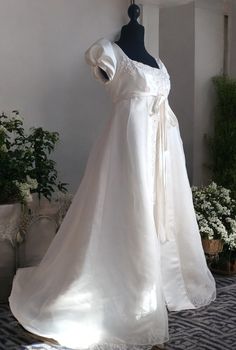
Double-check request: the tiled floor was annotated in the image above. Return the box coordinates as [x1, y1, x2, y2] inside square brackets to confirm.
[0, 274, 235, 350]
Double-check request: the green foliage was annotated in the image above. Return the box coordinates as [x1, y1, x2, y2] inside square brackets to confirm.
[0, 110, 68, 204]
[27, 127, 67, 200]
[207, 75, 236, 198]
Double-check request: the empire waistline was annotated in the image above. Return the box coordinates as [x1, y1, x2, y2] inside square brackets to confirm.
[112, 91, 167, 105]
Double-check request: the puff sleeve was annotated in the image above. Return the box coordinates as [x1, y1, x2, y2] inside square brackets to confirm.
[84, 38, 117, 84]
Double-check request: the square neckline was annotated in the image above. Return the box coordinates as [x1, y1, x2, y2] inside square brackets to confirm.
[112, 41, 162, 72]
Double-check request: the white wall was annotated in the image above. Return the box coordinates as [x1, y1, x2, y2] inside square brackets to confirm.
[159, 0, 227, 185]
[159, 2, 195, 181]
[229, 0, 236, 78]
[140, 3, 159, 57]
[193, 1, 224, 185]
[0, 0, 128, 193]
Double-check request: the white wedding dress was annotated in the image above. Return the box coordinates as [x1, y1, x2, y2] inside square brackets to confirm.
[9, 38, 216, 350]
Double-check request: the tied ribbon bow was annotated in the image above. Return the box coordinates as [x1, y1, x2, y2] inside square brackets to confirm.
[148, 94, 177, 243]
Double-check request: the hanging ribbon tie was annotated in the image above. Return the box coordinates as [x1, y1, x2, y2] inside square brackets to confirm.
[148, 94, 172, 243]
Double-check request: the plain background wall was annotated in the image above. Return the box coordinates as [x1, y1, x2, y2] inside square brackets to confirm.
[229, 0, 236, 78]
[159, 0, 228, 185]
[141, 3, 160, 57]
[193, 1, 224, 185]
[0, 0, 128, 193]
[159, 2, 195, 182]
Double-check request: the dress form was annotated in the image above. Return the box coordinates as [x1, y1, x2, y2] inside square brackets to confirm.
[115, 3, 159, 69]
[100, 2, 159, 81]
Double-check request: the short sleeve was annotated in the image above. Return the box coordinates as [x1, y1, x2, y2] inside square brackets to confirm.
[84, 38, 117, 84]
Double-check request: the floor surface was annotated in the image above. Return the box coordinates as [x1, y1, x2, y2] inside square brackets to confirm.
[0, 274, 235, 350]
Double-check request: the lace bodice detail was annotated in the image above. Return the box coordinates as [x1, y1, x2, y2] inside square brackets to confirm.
[113, 44, 171, 100]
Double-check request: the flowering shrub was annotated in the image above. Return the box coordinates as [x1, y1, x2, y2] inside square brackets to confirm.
[0, 110, 67, 204]
[192, 182, 236, 251]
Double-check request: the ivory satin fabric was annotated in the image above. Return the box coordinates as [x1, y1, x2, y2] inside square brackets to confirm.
[9, 38, 216, 350]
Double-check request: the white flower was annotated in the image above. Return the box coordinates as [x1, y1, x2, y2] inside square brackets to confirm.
[0, 125, 7, 133]
[16, 231, 24, 244]
[11, 113, 23, 122]
[13, 180, 32, 202]
[209, 182, 217, 190]
[201, 201, 212, 211]
[13, 177, 38, 203]
[26, 176, 38, 190]
[0, 144, 7, 152]
[196, 213, 204, 221]
[192, 181, 236, 246]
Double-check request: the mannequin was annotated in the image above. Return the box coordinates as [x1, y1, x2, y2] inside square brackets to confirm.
[115, 2, 159, 68]
[100, 1, 160, 80]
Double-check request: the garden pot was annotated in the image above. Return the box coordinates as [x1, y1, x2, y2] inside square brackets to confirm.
[201, 239, 224, 255]
[0, 203, 21, 303]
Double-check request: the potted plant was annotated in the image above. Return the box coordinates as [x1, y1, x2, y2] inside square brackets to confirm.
[192, 182, 236, 254]
[0, 110, 68, 203]
[0, 110, 68, 302]
[192, 182, 236, 274]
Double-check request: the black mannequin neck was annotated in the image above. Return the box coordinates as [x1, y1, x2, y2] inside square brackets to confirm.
[115, 17, 159, 69]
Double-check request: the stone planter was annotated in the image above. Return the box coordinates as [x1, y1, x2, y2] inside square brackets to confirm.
[17, 216, 58, 268]
[0, 203, 21, 303]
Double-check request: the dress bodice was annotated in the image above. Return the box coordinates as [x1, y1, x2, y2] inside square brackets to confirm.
[84, 38, 171, 105]
[109, 42, 171, 104]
